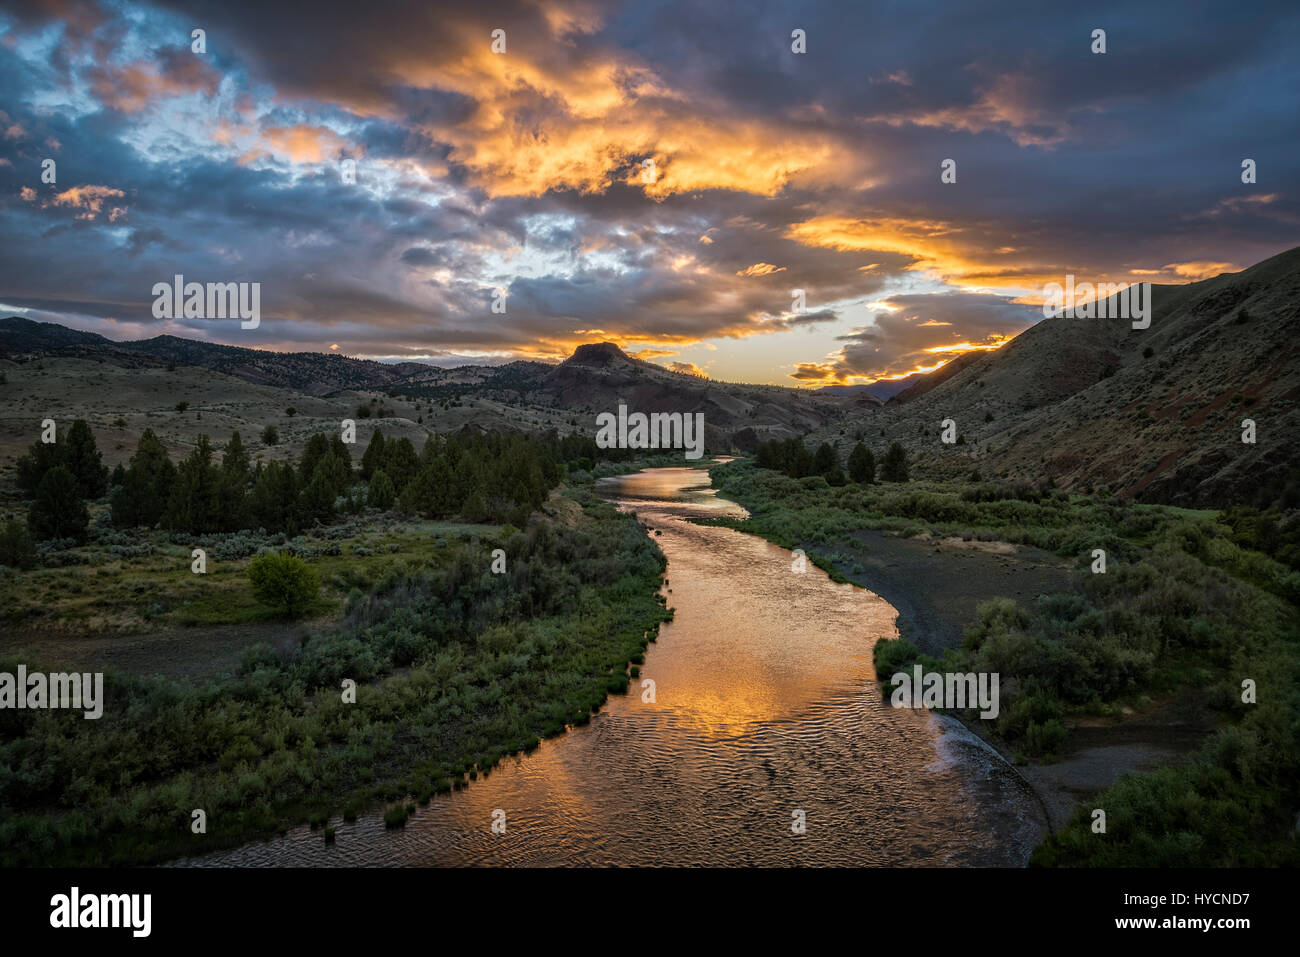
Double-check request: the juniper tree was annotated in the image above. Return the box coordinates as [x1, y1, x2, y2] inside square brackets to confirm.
[847, 442, 875, 484]
[64, 419, 108, 499]
[111, 428, 176, 528]
[28, 466, 89, 541]
[880, 442, 910, 483]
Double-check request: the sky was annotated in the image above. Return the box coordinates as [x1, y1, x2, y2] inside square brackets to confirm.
[0, 0, 1296, 386]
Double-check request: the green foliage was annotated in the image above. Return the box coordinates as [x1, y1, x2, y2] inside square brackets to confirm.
[0, 519, 37, 570]
[380, 437, 420, 492]
[847, 442, 875, 484]
[246, 552, 321, 618]
[261, 425, 279, 446]
[64, 419, 108, 499]
[163, 435, 222, 534]
[218, 432, 251, 530]
[111, 428, 176, 528]
[397, 433, 560, 522]
[879, 442, 910, 482]
[27, 466, 88, 542]
[1023, 718, 1068, 758]
[814, 442, 836, 474]
[0, 494, 669, 866]
[367, 469, 396, 509]
[873, 636, 920, 680]
[360, 430, 386, 480]
[715, 457, 1300, 867]
[248, 461, 298, 533]
[14, 435, 64, 497]
[298, 464, 337, 526]
[754, 437, 816, 477]
[299, 433, 352, 496]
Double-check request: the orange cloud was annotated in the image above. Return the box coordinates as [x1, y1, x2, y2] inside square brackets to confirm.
[255, 124, 348, 164]
[737, 263, 786, 277]
[923, 339, 1005, 354]
[51, 184, 125, 219]
[785, 213, 1072, 294]
[1163, 261, 1240, 281]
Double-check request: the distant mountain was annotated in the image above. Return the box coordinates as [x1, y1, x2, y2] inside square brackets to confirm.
[816, 245, 1300, 508]
[0, 318, 419, 395]
[0, 322, 849, 450]
[818, 378, 917, 401]
[533, 341, 846, 446]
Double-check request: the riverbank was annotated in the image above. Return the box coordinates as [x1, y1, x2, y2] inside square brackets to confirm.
[790, 526, 1218, 832]
[0, 488, 671, 866]
[704, 457, 1300, 865]
[180, 463, 1041, 866]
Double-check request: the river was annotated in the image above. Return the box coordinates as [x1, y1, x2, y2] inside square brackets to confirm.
[176, 465, 1044, 866]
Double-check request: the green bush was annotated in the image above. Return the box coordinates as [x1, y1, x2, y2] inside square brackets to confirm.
[873, 636, 921, 682]
[383, 805, 408, 828]
[247, 552, 321, 618]
[1023, 718, 1068, 758]
[0, 519, 38, 570]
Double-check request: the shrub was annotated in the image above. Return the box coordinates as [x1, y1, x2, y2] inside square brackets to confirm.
[0, 519, 37, 570]
[261, 425, 279, 446]
[873, 636, 921, 683]
[1024, 718, 1069, 757]
[247, 552, 320, 618]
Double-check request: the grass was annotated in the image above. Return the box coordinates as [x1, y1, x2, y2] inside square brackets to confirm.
[0, 509, 504, 634]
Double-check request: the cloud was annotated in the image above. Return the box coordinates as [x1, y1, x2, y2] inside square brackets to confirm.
[0, 0, 1295, 381]
[737, 262, 786, 277]
[51, 184, 126, 219]
[793, 291, 1038, 384]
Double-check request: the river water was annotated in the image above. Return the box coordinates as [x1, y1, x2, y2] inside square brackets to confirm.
[177, 465, 1043, 866]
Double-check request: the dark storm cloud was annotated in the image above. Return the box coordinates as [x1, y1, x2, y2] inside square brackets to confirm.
[1, 0, 1297, 373]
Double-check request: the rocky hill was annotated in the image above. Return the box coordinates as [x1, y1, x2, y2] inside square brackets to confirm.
[0, 321, 848, 453]
[817, 246, 1300, 508]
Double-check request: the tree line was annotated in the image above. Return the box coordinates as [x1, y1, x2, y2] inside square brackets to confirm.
[753, 436, 909, 484]
[5, 420, 607, 549]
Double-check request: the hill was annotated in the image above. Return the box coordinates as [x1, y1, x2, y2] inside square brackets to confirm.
[817, 246, 1300, 508]
[0, 322, 849, 458]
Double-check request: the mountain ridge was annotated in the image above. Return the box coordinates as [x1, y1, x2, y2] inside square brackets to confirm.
[815, 245, 1300, 508]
